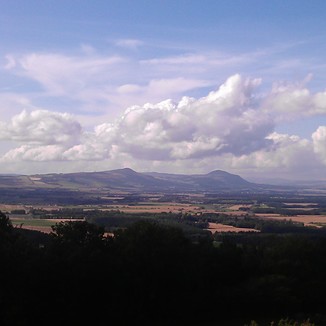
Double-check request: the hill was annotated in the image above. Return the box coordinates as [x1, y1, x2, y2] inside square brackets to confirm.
[0, 168, 262, 193]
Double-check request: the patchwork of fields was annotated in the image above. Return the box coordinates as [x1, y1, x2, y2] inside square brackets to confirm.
[4, 194, 326, 234]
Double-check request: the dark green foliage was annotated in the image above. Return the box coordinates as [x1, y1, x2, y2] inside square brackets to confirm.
[86, 210, 211, 239]
[245, 318, 315, 326]
[10, 209, 26, 214]
[50, 220, 106, 247]
[0, 210, 12, 234]
[2, 211, 326, 325]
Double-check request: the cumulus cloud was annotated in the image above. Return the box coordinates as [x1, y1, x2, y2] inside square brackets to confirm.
[230, 132, 315, 169]
[2, 145, 65, 162]
[205, 130, 326, 181]
[1, 73, 326, 182]
[0, 110, 82, 145]
[105, 74, 274, 160]
[0, 75, 274, 162]
[4, 45, 326, 127]
[263, 79, 326, 121]
[312, 126, 326, 163]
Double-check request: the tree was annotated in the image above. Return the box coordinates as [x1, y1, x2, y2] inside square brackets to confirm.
[50, 220, 106, 248]
[0, 210, 13, 234]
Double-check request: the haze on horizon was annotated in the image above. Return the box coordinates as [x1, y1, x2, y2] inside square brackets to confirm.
[1, 0, 326, 182]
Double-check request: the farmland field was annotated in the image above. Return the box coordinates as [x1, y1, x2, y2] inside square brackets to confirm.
[10, 218, 82, 233]
[206, 222, 259, 233]
[2, 190, 326, 235]
[255, 213, 326, 227]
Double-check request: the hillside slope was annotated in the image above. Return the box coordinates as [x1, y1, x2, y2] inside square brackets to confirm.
[0, 168, 261, 192]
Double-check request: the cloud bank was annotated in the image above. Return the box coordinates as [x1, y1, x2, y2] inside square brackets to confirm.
[0, 74, 326, 180]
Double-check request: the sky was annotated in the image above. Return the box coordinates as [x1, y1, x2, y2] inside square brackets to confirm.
[1, 0, 326, 182]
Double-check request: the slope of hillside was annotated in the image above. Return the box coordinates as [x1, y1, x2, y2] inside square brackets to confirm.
[0, 168, 303, 204]
[0, 168, 262, 192]
[144, 169, 256, 191]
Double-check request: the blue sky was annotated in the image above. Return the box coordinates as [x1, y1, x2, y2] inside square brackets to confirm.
[1, 0, 326, 181]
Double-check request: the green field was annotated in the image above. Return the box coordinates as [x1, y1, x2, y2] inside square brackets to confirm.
[10, 218, 57, 228]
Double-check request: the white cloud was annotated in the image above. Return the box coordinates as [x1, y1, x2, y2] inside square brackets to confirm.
[3, 50, 213, 120]
[230, 132, 314, 169]
[106, 77, 212, 119]
[263, 79, 326, 121]
[116, 77, 210, 100]
[1, 74, 326, 182]
[88, 74, 274, 160]
[313, 93, 326, 115]
[10, 52, 125, 97]
[0, 110, 82, 145]
[5, 46, 324, 127]
[2, 145, 65, 162]
[0, 75, 273, 162]
[219, 131, 326, 181]
[312, 126, 326, 163]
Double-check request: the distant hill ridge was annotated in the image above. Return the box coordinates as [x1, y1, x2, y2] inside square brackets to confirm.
[0, 168, 260, 192]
